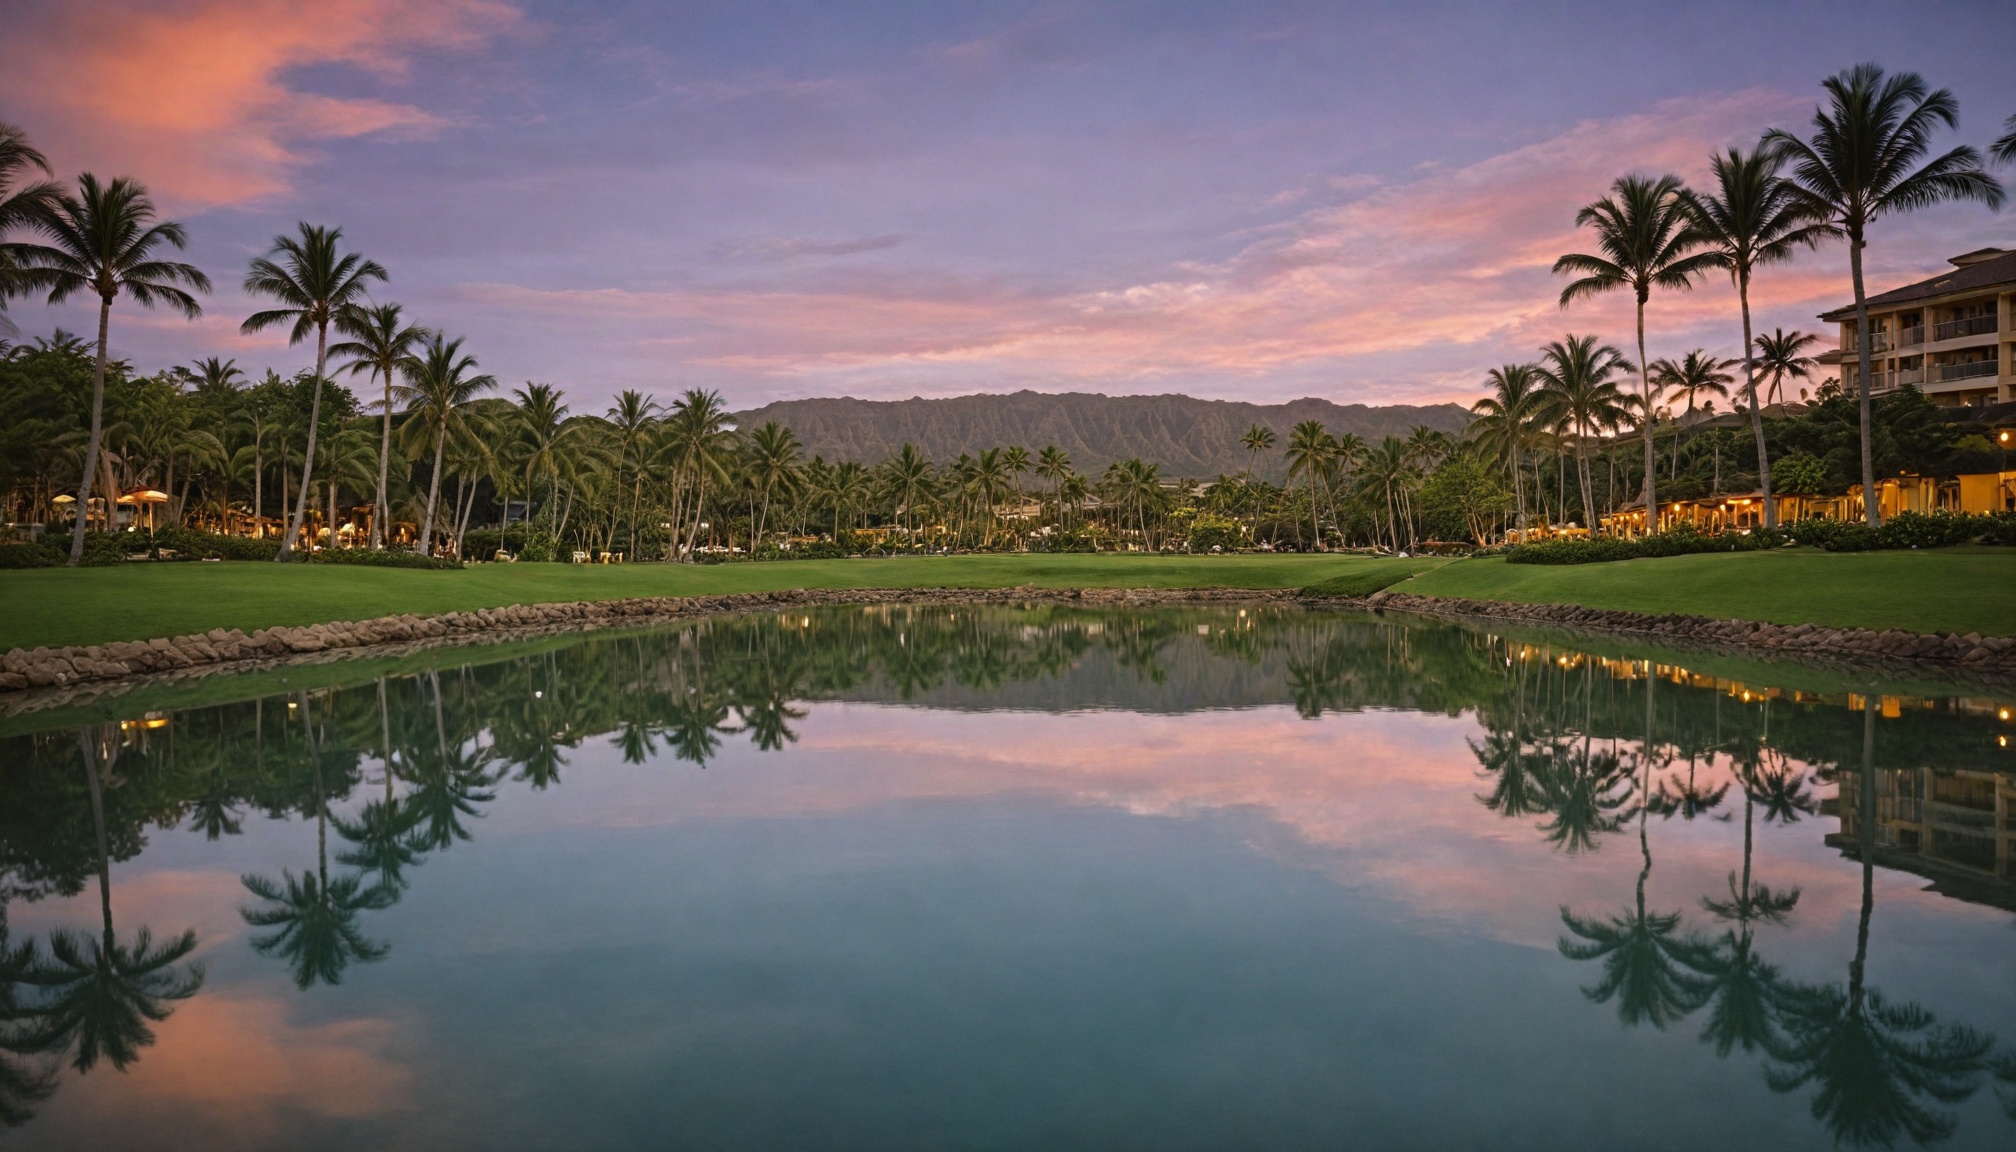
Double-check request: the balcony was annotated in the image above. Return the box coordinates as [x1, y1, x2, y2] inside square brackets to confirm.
[1897, 325, 1924, 348]
[1869, 330, 1893, 352]
[1934, 360, 2000, 383]
[1933, 314, 1998, 341]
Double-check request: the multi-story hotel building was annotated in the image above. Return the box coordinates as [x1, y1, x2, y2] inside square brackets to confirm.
[1820, 247, 2015, 406]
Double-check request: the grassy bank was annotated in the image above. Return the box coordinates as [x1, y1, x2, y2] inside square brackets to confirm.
[3, 547, 2004, 652]
[1396, 547, 2014, 638]
[0, 554, 1434, 651]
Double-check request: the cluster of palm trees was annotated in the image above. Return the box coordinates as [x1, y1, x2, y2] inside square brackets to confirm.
[1544, 64, 2006, 530]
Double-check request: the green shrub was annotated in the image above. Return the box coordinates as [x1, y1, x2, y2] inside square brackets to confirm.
[1790, 510, 2013, 551]
[152, 527, 282, 561]
[0, 541, 61, 568]
[311, 548, 462, 570]
[516, 528, 562, 562]
[1300, 568, 1417, 598]
[1505, 526, 1788, 565]
[1186, 516, 1247, 554]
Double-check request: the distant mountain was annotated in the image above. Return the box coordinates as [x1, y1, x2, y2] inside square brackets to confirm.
[731, 390, 1470, 479]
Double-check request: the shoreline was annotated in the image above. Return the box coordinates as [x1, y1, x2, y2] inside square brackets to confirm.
[4, 585, 2011, 718]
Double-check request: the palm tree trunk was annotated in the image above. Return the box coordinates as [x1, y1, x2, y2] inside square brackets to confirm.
[253, 435, 264, 539]
[417, 423, 446, 555]
[1637, 295, 1658, 530]
[1848, 234, 1879, 526]
[1574, 440, 1595, 529]
[373, 364, 392, 549]
[1738, 274, 1773, 528]
[1850, 696, 1876, 1001]
[68, 296, 115, 566]
[278, 320, 329, 560]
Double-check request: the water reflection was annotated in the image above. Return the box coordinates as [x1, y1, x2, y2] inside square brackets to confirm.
[0, 604, 2010, 1147]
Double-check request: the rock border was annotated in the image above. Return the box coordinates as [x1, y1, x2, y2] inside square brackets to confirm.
[1354, 590, 2016, 675]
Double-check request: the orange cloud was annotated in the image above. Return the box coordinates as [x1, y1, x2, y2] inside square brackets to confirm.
[0, 0, 516, 207]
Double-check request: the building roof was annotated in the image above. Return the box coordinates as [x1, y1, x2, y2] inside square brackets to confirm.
[1818, 248, 2016, 321]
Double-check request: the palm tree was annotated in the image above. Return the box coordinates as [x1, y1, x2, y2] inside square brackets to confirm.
[605, 390, 658, 558]
[330, 302, 430, 549]
[1766, 64, 2005, 525]
[1284, 420, 1332, 549]
[12, 175, 210, 566]
[1469, 364, 1543, 533]
[0, 916, 55, 1127]
[22, 726, 202, 1072]
[657, 388, 733, 559]
[1535, 335, 1629, 528]
[1992, 114, 2016, 166]
[879, 443, 935, 544]
[1555, 174, 1719, 525]
[1648, 350, 1734, 480]
[1687, 145, 1831, 528]
[744, 420, 803, 547]
[241, 223, 387, 558]
[395, 335, 495, 555]
[0, 122, 62, 334]
[1753, 328, 1820, 407]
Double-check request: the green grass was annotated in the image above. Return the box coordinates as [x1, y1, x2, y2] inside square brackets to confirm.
[1398, 547, 2015, 637]
[5, 547, 2006, 652]
[0, 554, 1435, 651]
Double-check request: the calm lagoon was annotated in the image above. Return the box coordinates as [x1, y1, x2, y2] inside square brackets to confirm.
[2, 605, 2013, 1150]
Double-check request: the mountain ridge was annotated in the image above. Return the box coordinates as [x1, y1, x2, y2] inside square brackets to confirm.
[731, 390, 1470, 479]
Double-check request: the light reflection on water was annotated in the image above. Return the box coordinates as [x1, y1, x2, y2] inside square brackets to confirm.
[1, 605, 2013, 1151]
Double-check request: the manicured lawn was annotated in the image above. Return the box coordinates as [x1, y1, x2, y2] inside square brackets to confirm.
[0, 554, 1438, 651]
[1398, 547, 2015, 638]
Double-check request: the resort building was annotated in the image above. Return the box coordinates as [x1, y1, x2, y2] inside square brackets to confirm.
[1820, 247, 2015, 407]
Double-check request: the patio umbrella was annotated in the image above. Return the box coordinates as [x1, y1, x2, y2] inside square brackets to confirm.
[124, 489, 170, 532]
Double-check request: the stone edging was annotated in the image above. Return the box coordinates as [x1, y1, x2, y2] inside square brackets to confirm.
[0, 586, 1297, 710]
[1354, 590, 2016, 674]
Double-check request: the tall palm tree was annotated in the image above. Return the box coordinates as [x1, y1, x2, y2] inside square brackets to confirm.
[0, 122, 62, 334]
[744, 420, 803, 547]
[241, 223, 387, 558]
[1648, 350, 1734, 480]
[1753, 328, 1820, 407]
[1687, 145, 1831, 528]
[1284, 419, 1332, 549]
[658, 388, 733, 560]
[880, 443, 935, 543]
[1535, 335, 1629, 528]
[13, 175, 210, 565]
[1470, 364, 1544, 533]
[1766, 64, 2005, 525]
[330, 301, 430, 549]
[1555, 174, 1719, 525]
[395, 335, 496, 556]
[604, 390, 658, 558]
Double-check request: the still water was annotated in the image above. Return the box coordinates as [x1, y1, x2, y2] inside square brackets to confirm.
[1, 605, 2013, 1150]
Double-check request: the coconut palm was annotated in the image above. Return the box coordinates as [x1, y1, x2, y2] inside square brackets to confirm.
[21, 726, 203, 1072]
[658, 388, 733, 559]
[240, 225, 386, 556]
[1687, 145, 1832, 527]
[1648, 350, 1735, 480]
[0, 122, 62, 334]
[0, 916, 55, 1127]
[604, 390, 659, 558]
[394, 335, 495, 555]
[879, 443, 935, 543]
[330, 302, 430, 549]
[1469, 364, 1544, 532]
[1555, 174, 1719, 523]
[1753, 328, 1821, 407]
[1535, 335, 1630, 527]
[1284, 420, 1333, 549]
[12, 175, 210, 566]
[1766, 65, 2005, 525]
[744, 420, 804, 547]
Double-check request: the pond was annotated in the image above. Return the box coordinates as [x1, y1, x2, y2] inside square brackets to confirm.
[1, 604, 2013, 1151]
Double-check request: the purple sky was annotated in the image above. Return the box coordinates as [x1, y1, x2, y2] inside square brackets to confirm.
[3, 0, 2012, 412]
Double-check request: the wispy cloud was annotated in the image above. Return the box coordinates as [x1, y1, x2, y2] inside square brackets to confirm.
[726, 234, 909, 260]
[0, 0, 517, 208]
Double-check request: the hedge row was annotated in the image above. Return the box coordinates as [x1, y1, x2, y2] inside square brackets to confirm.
[1504, 526, 1790, 565]
[1788, 510, 2016, 551]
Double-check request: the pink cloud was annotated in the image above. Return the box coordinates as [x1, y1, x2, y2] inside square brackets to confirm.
[0, 0, 517, 208]
[458, 88, 1915, 402]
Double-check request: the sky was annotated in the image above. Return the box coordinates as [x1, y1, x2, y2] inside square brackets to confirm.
[2, 0, 2013, 413]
